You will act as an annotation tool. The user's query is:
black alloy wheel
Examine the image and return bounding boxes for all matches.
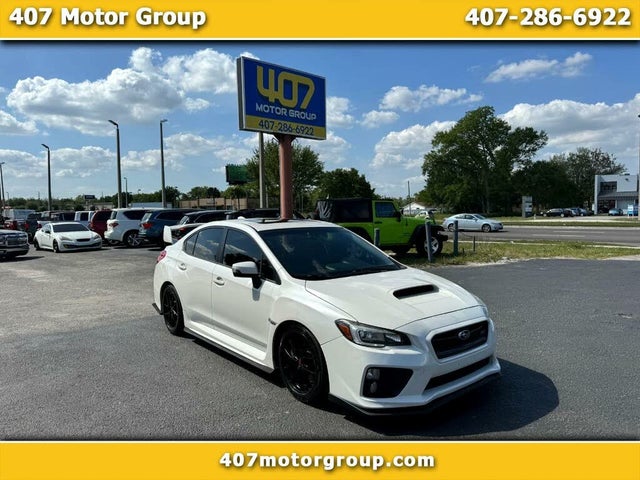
[277,324,328,405]
[162,285,184,335]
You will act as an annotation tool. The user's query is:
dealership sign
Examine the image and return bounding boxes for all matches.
[237,57,326,140]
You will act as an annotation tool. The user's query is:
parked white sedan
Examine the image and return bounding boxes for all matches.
[33,221,102,252]
[442,214,503,232]
[153,219,500,414]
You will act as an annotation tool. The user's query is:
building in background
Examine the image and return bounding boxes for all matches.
[594,174,639,214]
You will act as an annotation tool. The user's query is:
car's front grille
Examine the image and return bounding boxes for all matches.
[431,320,488,359]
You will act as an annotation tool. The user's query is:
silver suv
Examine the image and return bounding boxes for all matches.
[105,208,159,247]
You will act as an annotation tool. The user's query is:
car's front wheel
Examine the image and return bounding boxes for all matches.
[447,223,455,232]
[162,285,184,335]
[33,239,41,250]
[481,224,491,233]
[277,324,328,405]
[53,240,60,253]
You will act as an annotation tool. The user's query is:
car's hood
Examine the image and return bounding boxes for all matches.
[304,267,482,330]
[55,231,96,239]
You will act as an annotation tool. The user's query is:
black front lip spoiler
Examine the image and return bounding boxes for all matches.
[331,372,501,417]
[152,302,162,315]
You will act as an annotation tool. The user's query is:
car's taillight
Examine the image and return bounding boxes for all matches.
[142,222,152,229]
[156,250,167,263]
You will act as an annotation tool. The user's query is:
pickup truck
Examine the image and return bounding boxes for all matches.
[315,198,447,256]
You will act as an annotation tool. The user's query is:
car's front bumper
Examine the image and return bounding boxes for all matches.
[321,315,500,412]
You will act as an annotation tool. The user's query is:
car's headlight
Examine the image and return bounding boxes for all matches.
[60,236,71,241]
[335,319,410,348]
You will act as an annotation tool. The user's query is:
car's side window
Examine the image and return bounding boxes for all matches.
[375,202,397,218]
[191,227,224,263]
[222,229,278,283]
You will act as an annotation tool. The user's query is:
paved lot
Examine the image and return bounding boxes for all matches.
[1,245,638,440]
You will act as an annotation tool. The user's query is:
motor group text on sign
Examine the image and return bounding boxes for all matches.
[8,7,207,30]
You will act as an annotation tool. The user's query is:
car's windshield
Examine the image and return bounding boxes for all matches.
[53,223,89,233]
[260,226,403,280]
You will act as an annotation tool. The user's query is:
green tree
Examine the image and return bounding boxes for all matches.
[512,158,576,210]
[316,168,375,199]
[421,106,547,214]
[187,186,221,199]
[245,139,324,209]
[558,148,626,206]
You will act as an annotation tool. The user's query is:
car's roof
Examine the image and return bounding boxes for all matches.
[196,218,335,233]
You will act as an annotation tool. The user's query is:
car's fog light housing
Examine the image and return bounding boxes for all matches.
[363,367,413,398]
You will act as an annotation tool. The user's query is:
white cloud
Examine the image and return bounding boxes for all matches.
[371,121,455,169]
[4,47,244,136]
[501,94,640,172]
[0,110,38,135]
[298,131,350,166]
[486,52,592,83]
[360,110,399,129]
[327,96,355,129]
[379,85,482,112]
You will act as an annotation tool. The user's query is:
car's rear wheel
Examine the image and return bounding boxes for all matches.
[124,231,142,248]
[277,324,328,405]
[53,241,60,253]
[481,224,491,233]
[162,285,184,335]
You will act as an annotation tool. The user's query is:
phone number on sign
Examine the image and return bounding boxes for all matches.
[465,7,632,27]
[257,119,315,136]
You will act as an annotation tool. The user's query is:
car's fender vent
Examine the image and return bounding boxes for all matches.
[393,284,436,299]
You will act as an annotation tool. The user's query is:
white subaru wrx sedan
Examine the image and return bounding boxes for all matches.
[152,219,500,413]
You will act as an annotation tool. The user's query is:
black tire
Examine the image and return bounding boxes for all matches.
[277,324,328,405]
[124,230,142,248]
[447,223,455,232]
[53,240,60,253]
[415,231,427,257]
[33,239,41,251]
[161,285,184,335]
[481,224,491,233]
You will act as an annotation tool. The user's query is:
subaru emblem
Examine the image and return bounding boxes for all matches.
[458,329,471,341]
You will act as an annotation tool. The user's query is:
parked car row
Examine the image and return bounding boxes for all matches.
[543,207,593,217]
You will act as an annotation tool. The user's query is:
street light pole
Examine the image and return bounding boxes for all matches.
[124,176,128,207]
[160,119,168,208]
[0,162,6,215]
[637,114,640,220]
[41,144,51,212]
[108,120,122,208]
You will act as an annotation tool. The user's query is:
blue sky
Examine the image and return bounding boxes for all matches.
[0,41,639,201]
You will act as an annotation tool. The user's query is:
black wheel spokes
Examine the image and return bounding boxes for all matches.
[281,334,318,395]
[163,293,178,328]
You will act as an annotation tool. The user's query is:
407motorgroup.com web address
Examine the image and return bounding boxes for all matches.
[219,451,436,472]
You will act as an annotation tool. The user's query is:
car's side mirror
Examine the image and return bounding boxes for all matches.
[232,261,262,288]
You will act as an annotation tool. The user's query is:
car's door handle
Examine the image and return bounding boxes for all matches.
[178,263,187,271]
[214,276,225,286]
